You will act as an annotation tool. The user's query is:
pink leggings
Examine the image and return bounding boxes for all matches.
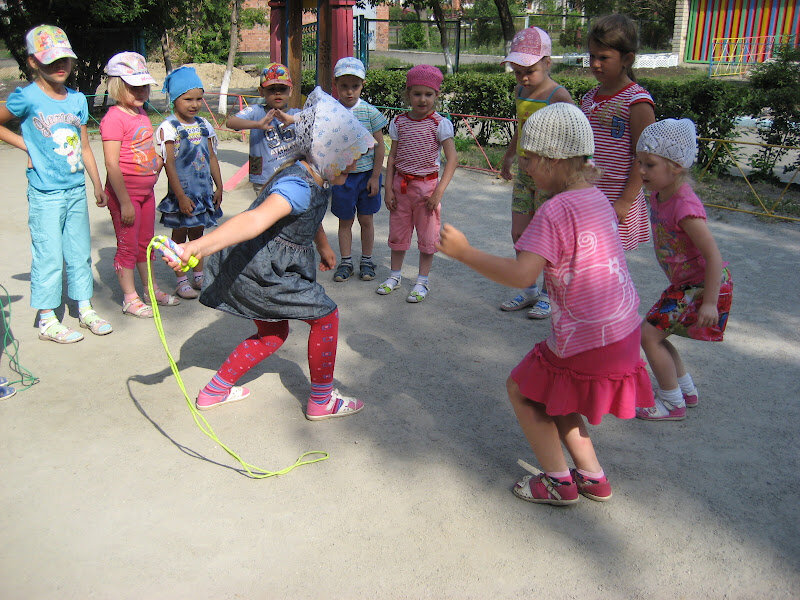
[106,185,155,271]
[215,310,338,387]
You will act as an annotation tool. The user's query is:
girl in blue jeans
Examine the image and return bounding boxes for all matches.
[0,25,111,343]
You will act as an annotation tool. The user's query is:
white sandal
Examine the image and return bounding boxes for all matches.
[376,275,401,295]
[406,282,429,303]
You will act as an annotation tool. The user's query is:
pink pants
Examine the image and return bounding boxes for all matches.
[106,184,155,271]
[388,175,441,254]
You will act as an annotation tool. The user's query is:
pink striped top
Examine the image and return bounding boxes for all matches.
[389,112,454,177]
[516,187,642,358]
[581,83,654,251]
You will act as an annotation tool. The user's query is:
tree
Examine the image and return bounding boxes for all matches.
[218,0,241,114]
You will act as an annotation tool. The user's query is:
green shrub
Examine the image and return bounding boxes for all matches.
[400,22,427,50]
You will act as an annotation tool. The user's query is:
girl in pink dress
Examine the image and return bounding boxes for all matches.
[580,14,656,251]
[635,119,732,422]
[437,103,653,506]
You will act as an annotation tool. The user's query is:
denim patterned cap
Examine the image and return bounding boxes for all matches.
[334,57,366,80]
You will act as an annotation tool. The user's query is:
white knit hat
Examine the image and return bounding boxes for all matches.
[636,118,697,168]
[520,103,594,159]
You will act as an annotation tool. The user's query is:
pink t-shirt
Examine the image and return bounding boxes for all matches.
[100,106,160,192]
[650,183,708,286]
[516,187,641,358]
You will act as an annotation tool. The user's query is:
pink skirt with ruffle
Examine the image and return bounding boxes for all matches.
[510,327,654,425]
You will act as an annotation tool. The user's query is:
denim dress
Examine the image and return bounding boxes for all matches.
[157,116,222,229]
[200,163,337,321]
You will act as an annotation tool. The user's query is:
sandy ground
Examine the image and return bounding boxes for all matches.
[0,138,799,599]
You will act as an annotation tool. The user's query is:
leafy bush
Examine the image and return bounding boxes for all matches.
[743,45,800,182]
[400,21,427,50]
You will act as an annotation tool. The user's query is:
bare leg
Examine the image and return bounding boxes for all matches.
[390,249,406,271]
[116,267,137,296]
[555,414,601,473]
[418,252,434,278]
[507,378,568,472]
[641,321,679,390]
[337,218,354,259]
[357,213,374,257]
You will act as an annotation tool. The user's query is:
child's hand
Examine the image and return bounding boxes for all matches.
[178,194,196,216]
[163,240,203,273]
[120,201,135,226]
[95,188,108,208]
[318,246,337,271]
[500,154,514,181]
[270,108,296,126]
[384,188,396,211]
[612,201,628,223]
[213,187,223,208]
[696,302,719,328]
[425,189,442,211]
[436,223,469,260]
[258,111,276,130]
[367,174,381,196]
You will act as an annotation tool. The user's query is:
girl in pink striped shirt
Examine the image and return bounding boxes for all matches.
[438,103,653,506]
[377,65,457,303]
[580,14,656,251]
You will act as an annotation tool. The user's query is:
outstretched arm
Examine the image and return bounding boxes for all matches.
[437,223,545,289]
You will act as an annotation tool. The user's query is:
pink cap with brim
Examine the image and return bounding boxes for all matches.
[25,25,77,64]
[501,27,552,67]
[105,52,157,86]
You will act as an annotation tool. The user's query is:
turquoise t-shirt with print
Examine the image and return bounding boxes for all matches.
[6,82,89,191]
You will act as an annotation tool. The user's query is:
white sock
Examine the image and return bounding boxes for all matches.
[524,284,539,297]
[677,373,696,394]
[389,270,401,281]
[658,387,685,408]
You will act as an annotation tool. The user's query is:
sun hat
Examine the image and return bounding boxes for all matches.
[25,25,77,64]
[334,57,366,80]
[105,52,157,86]
[162,66,204,103]
[636,118,697,169]
[260,62,292,88]
[406,64,443,92]
[520,103,594,159]
[293,87,376,180]
[502,27,552,67]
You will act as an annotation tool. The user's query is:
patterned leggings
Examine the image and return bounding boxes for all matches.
[214,309,338,386]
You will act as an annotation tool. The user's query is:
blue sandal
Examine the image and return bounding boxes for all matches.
[333,262,354,282]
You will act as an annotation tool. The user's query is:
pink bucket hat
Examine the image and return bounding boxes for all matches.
[105,52,157,86]
[25,25,77,64]
[502,27,552,67]
[406,64,443,92]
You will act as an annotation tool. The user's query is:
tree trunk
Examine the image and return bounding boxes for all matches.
[218,0,241,115]
[492,0,516,56]
[429,0,454,74]
[161,30,173,73]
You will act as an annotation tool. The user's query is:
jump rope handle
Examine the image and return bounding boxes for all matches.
[152,235,199,272]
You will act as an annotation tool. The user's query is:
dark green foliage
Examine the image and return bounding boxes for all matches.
[400,21,427,50]
[743,45,800,182]
[640,75,748,173]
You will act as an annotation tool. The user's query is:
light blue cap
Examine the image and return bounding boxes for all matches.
[334,57,366,80]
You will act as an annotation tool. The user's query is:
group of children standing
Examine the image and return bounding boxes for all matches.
[1,20,733,505]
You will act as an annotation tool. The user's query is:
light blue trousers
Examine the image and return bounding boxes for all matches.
[27,184,94,309]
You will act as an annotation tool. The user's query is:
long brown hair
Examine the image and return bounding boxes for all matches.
[588,14,639,81]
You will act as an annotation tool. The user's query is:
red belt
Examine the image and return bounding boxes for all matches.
[397,170,438,194]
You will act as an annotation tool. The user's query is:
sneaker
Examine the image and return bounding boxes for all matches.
[571,469,613,501]
[527,294,551,319]
[513,472,579,506]
[359,260,376,281]
[683,385,699,408]
[333,262,354,282]
[500,291,538,311]
[306,388,364,420]
[636,396,686,421]
[195,386,251,411]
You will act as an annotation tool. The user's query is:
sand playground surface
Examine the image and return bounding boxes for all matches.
[0,138,799,599]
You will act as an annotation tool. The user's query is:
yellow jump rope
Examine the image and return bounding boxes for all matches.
[147,235,329,478]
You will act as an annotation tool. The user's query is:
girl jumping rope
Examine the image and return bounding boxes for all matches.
[0,25,111,343]
[101,52,179,318]
[377,64,457,303]
[166,88,374,420]
[635,119,732,421]
[499,26,572,319]
[155,66,223,299]
[437,103,653,505]
[580,14,656,251]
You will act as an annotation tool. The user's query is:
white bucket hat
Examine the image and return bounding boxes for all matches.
[520,103,594,159]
